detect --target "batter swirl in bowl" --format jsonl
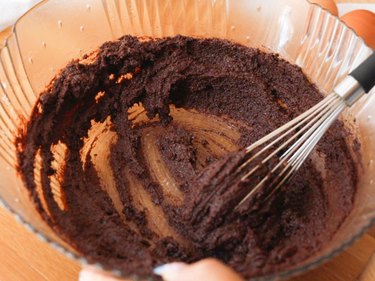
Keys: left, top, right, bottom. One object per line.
{"left": 16, "top": 36, "right": 359, "bottom": 279}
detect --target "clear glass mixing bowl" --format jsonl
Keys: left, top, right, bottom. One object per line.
{"left": 0, "top": 0, "right": 374, "bottom": 280}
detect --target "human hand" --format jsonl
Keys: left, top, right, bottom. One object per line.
{"left": 79, "top": 258, "right": 244, "bottom": 281}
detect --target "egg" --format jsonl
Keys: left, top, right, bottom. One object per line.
{"left": 309, "top": 0, "right": 338, "bottom": 16}
{"left": 341, "top": 10, "right": 375, "bottom": 50}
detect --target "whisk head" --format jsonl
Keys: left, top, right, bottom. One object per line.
{"left": 235, "top": 92, "right": 347, "bottom": 209}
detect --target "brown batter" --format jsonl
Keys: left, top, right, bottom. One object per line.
{"left": 16, "top": 36, "right": 358, "bottom": 279}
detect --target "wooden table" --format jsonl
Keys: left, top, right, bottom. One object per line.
{"left": 1, "top": 1, "right": 375, "bottom": 280}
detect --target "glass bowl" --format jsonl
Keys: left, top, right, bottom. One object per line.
{"left": 0, "top": 0, "right": 374, "bottom": 280}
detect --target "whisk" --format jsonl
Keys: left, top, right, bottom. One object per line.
{"left": 235, "top": 52, "right": 375, "bottom": 209}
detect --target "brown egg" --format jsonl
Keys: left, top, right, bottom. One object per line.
{"left": 309, "top": 0, "right": 338, "bottom": 16}
{"left": 341, "top": 10, "right": 375, "bottom": 50}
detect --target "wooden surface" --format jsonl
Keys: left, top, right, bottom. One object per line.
{"left": 0, "top": 209, "right": 80, "bottom": 281}
{"left": 1, "top": 1, "right": 375, "bottom": 281}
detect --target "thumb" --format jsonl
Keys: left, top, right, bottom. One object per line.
{"left": 79, "top": 266, "right": 130, "bottom": 281}
{"left": 154, "top": 258, "right": 244, "bottom": 281}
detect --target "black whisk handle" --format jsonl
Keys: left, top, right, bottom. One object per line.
{"left": 350, "top": 52, "right": 375, "bottom": 93}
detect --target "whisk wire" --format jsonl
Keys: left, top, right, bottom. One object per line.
{"left": 293, "top": 101, "right": 346, "bottom": 171}
{"left": 282, "top": 96, "right": 341, "bottom": 161}
{"left": 286, "top": 95, "right": 343, "bottom": 165}
{"left": 267, "top": 101, "right": 346, "bottom": 203}
{"left": 239, "top": 94, "right": 338, "bottom": 181}
{"left": 236, "top": 94, "right": 347, "bottom": 209}
{"left": 234, "top": 53, "right": 375, "bottom": 210}
{"left": 240, "top": 94, "right": 341, "bottom": 181}
{"left": 244, "top": 94, "right": 337, "bottom": 153}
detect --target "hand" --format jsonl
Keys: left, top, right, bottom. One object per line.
{"left": 79, "top": 258, "right": 244, "bottom": 281}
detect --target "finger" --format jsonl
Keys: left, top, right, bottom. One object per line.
{"left": 154, "top": 258, "right": 244, "bottom": 281}
{"left": 79, "top": 266, "right": 130, "bottom": 281}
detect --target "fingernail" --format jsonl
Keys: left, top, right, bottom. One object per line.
{"left": 79, "top": 267, "right": 122, "bottom": 281}
{"left": 78, "top": 270, "right": 95, "bottom": 281}
{"left": 153, "top": 262, "right": 188, "bottom": 279}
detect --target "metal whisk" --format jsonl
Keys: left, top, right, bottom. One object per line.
{"left": 235, "top": 52, "right": 375, "bottom": 209}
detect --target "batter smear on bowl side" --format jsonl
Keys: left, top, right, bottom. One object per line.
{"left": 16, "top": 36, "right": 359, "bottom": 279}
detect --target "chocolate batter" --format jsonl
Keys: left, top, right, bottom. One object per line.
{"left": 16, "top": 36, "right": 358, "bottom": 279}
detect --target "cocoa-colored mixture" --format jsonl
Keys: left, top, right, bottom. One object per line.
{"left": 16, "top": 36, "right": 358, "bottom": 279}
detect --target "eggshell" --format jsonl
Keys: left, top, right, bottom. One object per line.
{"left": 309, "top": 0, "right": 338, "bottom": 16}
{"left": 341, "top": 10, "right": 375, "bottom": 49}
